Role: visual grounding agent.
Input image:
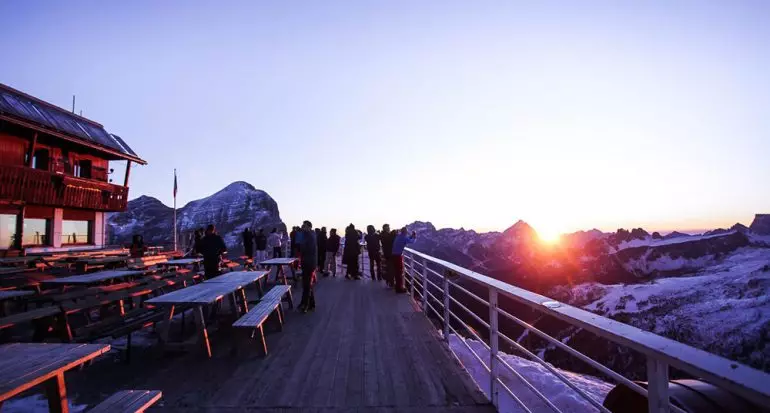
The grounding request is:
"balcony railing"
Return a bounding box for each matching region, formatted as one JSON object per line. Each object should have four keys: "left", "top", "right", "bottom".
{"left": 0, "top": 164, "right": 128, "bottom": 211}
{"left": 402, "top": 247, "right": 770, "bottom": 413}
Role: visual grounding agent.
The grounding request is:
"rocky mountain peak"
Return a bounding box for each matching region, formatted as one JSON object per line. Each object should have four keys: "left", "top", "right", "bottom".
{"left": 750, "top": 214, "right": 770, "bottom": 235}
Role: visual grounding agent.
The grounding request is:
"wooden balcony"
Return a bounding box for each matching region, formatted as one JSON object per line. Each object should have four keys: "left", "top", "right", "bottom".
{"left": 0, "top": 164, "right": 128, "bottom": 211}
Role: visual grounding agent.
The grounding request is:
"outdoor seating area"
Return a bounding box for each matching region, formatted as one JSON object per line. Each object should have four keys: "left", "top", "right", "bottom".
{"left": 0, "top": 247, "right": 315, "bottom": 412}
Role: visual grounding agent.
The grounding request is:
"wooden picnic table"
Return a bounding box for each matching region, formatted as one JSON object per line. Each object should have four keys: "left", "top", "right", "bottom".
{"left": 259, "top": 257, "right": 299, "bottom": 286}
{"left": 75, "top": 256, "right": 129, "bottom": 272}
{"left": 145, "top": 281, "right": 249, "bottom": 358}
{"left": 0, "top": 257, "right": 39, "bottom": 267}
{"left": 204, "top": 271, "right": 268, "bottom": 309}
{"left": 158, "top": 258, "right": 202, "bottom": 267}
{"left": 41, "top": 270, "right": 145, "bottom": 286}
{"left": 0, "top": 290, "right": 34, "bottom": 317}
{"left": 0, "top": 343, "right": 110, "bottom": 413}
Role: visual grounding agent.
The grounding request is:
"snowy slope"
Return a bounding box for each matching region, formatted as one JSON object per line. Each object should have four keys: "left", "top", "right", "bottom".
{"left": 562, "top": 247, "right": 770, "bottom": 371}
{"left": 448, "top": 334, "right": 613, "bottom": 412}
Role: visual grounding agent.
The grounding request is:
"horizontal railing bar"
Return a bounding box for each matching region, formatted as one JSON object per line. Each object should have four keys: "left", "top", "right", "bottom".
{"left": 425, "top": 276, "right": 442, "bottom": 292}
{"left": 449, "top": 310, "right": 490, "bottom": 349}
{"left": 448, "top": 295, "right": 490, "bottom": 330}
{"left": 495, "top": 354, "right": 565, "bottom": 413}
{"left": 449, "top": 324, "right": 490, "bottom": 372}
{"left": 496, "top": 306, "right": 649, "bottom": 399}
{"left": 425, "top": 266, "right": 444, "bottom": 279}
{"left": 497, "top": 331, "right": 612, "bottom": 413}
{"left": 447, "top": 279, "right": 490, "bottom": 307}
{"left": 425, "top": 289, "right": 444, "bottom": 308}
{"left": 426, "top": 302, "right": 444, "bottom": 323}
{"left": 404, "top": 247, "right": 770, "bottom": 407}
{"left": 496, "top": 375, "right": 535, "bottom": 413}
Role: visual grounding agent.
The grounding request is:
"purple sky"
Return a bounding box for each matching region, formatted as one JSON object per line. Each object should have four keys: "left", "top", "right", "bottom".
{"left": 1, "top": 1, "right": 768, "bottom": 236}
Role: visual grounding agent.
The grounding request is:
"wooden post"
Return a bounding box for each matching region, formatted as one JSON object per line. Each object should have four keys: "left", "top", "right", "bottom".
{"left": 123, "top": 161, "right": 131, "bottom": 187}
{"left": 44, "top": 372, "right": 68, "bottom": 413}
{"left": 27, "top": 132, "right": 38, "bottom": 167}
{"left": 15, "top": 207, "right": 24, "bottom": 250}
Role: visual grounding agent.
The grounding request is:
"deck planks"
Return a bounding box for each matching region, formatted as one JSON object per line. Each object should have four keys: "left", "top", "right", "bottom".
{"left": 57, "top": 276, "right": 493, "bottom": 412}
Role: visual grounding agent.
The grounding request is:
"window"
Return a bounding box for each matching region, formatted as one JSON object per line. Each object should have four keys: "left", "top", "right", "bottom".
{"left": 77, "top": 160, "right": 92, "bottom": 178}
{"left": 32, "top": 149, "right": 49, "bottom": 171}
{"left": 62, "top": 220, "right": 92, "bottom": 245}
{"left": 22, "top": 218, "right": 50, "bottom": 246}
{"left": 0, "top": 214, "right": 18, "bottom": 249}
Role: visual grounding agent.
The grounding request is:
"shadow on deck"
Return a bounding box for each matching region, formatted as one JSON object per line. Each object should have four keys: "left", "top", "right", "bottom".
{"left": 65, "top": 275, "right": 494, "bottom": 412}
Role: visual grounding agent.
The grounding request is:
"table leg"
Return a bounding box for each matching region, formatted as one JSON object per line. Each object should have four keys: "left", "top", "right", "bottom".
{"left": 228, "top": 292, "right": 240, "bottom": 318}
{"left": 239, "top": 288, "right": 249, "bottom": 313}
{"left": 192, "top": 305, "right": 212, "bottom": 358}
{"left": 44, "top": 372, "right": 68, "bottom": 413}
{"left": 289, "top": 264, "right": 298, "bottom": 288}
{"left": 158, "top": 305, "right": 175, "bottom": 343}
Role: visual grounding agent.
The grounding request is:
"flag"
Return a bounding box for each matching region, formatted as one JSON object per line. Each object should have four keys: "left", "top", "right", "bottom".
{"left": 173, "top": 169, "right": 178, "bottom": 198}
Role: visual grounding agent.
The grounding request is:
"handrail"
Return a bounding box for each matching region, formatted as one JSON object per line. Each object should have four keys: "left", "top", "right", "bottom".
{"left": 403, "top": 247, "right": 770, "bottom": 412}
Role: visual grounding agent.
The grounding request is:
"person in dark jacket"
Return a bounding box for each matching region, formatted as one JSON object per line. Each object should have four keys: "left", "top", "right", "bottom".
{"left": 391, "top": 227, "right": 416, "bottom": 293}
{"left": 325, "top": 228, "right": 340, "bottom": 276}
{"left": 193, "top": 228, "right": 204, "bottom": 255}
{"left": 242, "top": 228, "right": 254, "bottom": 261}
{"left": 290, "top": 226, "right": 299, "bottom": 258}
{"left": 129, "top": 234, "right": 147, "bottom": 258}
{"left": 199, "top": 224, "right": 227, "bottom": 279}
{"left": 365, "top": 225, "right": 382, "bottom": 281}
{"left": 343, "top": 224, "right": 361, "bottom": 279}
{"left": 254, "top": 228, "right": 268, "bottom": 265}
{"left": 298, "top": 220, "right": 317, "bottom": 312}
{"left": 380, "top": 224, "right": 396, "bottom": 287}
{"left": 317, "top": 227, "right": 328, "bottom": 275}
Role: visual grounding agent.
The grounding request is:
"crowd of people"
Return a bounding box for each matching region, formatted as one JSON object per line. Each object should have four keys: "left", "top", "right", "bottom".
{"left": 133, "top": 221, "right": 417, "bottom": 314}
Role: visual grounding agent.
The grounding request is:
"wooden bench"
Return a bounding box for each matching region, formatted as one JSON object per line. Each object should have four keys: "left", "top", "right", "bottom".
{"left": 127, "top": 256, "right": 169, "bottom": 270}
{"left": 0, "top": 306, "right": 67, "bottom": 342}
{"left": 232, "top": 285, "right": 291, "bottom": 355}
{"left": 89, "top": 390, "right": 162, "bottom": 413}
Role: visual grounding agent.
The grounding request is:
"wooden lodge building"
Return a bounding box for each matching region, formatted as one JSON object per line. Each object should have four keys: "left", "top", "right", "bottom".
{"left": 0, "top": 83, "right": 145, "bottom": 255}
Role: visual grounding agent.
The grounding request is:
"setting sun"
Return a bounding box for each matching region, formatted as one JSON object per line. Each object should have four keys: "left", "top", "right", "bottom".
{"left": 536, "top": 228, "right": 562, "bottom": 245}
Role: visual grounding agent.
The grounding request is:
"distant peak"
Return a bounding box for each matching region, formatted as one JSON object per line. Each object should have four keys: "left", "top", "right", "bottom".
{"left": 503, "top": 220, "right": 535, "bottom": 238}
{"left": 223, "top": 181, "right": 256, "bottom": 192}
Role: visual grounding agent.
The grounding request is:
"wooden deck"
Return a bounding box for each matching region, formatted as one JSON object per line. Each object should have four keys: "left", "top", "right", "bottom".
{"left": 62, "top": 275, "right": 494, "bottom": 412}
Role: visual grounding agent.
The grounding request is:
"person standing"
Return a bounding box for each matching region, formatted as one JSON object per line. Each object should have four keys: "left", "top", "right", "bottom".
{"left": 129, "top": 234, "right": 147, "bottom": 258}
{"left": 391, "top": 227, "right": 416, "bottom": 293}
{"left": 242, "top": 228, "right": 254, "bottom": 262}
{"left": 343, "top": 224, "right": 361, "bottom": 279}
{"left": 298, "top": 220, "right": 318, "bottom": 312}
{"left": 380, "top": 224, "right": 395, "bottom": 287}
{"left": 326, "top": 228, "right": 340, "bottom": 276}
{"left": 365, "top": 225, "right": 382, "bottom": 281}
{"left": 318, "top": 227, "right": 328, "bottom": 274}
{"left": 267, "top": 228, "right": 282, "bottom": 258}
{"left": 254, "top": 228, "right": 268, "bottom": 266}
{"left": 199, "top": 224, "right": 227, "bottom": 279}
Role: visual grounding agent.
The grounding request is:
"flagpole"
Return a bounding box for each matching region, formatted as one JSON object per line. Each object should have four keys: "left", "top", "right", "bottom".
{"left": 173, "top": 169, "right": 178, "bottom": 252}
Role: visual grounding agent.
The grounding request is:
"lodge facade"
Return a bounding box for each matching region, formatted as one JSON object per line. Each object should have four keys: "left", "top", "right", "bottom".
{"left": 0, "top": 83, "right": 145, "bottom": 254}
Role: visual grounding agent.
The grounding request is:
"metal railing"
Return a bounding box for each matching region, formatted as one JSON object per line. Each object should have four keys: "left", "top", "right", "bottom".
{"left": 402, "top": 247, "right": 770, "bottom": 413}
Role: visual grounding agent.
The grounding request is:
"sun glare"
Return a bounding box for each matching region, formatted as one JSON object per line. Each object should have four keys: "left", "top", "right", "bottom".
{"left": 537, "top": 228, "right": 562, "bottom": 245}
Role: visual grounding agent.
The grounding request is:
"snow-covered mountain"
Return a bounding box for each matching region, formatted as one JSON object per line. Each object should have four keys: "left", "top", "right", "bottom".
{"left": 406, "top": 216, "right": 770, "bottom": 374}
{"left": 107, "top": 181, "right": 285, "bottom": 252}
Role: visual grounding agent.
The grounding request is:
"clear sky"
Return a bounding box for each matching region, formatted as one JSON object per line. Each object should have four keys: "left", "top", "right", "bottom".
{"left": 1, "top": 1, "right": 768, "bottom": 238}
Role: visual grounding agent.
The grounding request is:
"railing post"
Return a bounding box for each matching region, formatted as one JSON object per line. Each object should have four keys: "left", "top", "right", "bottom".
{"left": 421, "top": 257, "right": 428, "bottom": 313}
{"left": 647, "top": 358, "right": 670, "bottom": 413}
{"left": 409, "top": 253, "right": 415, "bottom": 298}
{"left": 489, "top": 288, "right": 499, "bottom": 408}
{"left": 442, "top": 274, "right": 450, "bottom": 342}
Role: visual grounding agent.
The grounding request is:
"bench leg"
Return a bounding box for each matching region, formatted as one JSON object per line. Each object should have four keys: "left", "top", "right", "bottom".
{"left": 256, "top": 278, "right": 264, "bottom": 298}
{"left": 256, "top": 325, "right": 267, "bottom": 356}
{"left": 193, "top": 306, "right": 212, "bottom": 358}
{"left": 286, "top": 289, "right": 294, "bottom": 309}
{"left": 44, "top": 372, "right": 68, "bottom": 413}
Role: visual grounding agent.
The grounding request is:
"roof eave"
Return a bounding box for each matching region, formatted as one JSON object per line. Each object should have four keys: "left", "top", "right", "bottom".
{"left": 0, "top": 114, "right": 147, "bottom": 165}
